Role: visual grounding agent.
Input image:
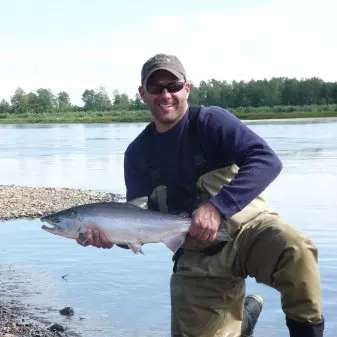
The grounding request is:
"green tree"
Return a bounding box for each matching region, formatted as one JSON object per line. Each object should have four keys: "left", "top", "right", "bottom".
{"left": 282, "top": 79, "right": 300, "bottom": 105}
{"left": 10, "top": 87, "right": 28, "bottom": 114}
{"left": 82, "top": 89, "right": 97, "bottom": 110}
{"left": 95, "top": 86, "right": 112, "bottom": 111}
{"left": 57, "top": 91, "right": 71, "bottom": 110}
{"left": 132, "top": 93, "right": 146, "bottom": 110}
{"left": 113, "top": 89, "right": 130, "bottom": 108}
{"left": 330, "top": 83, "right": 337, "bottom": 104}
{"left": 207, "top": 79, "right": 224, "bottom": 107}
{"left": 265, "top": 77, "right": 284, "bottom": 106}
{"left": 36, "top": 88, "right": 56, "bottom": 112}
{"left": 27, "top": 92, "right": 41, "bottom": 113}
{"left": 0, "top": 99, "right": 11, "bottom": 114}
{"left": 232, "top": 81, "right": 251, "bottom": 107}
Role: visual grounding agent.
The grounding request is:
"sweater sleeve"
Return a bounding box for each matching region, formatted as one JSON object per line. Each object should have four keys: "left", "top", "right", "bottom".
{"left": 200, "top": 106, "right": 283, "bottom": 221}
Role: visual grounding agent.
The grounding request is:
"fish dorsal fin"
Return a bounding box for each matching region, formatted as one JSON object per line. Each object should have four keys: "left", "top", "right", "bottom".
{"left": 162, "top": 234, "right": 187, "bottom": 254}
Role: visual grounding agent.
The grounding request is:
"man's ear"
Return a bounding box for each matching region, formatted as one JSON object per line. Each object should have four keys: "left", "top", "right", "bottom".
{"left": 184, "top": 82, "right": 191, "bottom": 99}
{"left": 138, "top": 86, "right": 146, "bottom": 101}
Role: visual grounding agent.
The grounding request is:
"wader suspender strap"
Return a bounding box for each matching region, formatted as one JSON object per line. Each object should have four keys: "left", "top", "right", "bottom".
{"left": 187, "top": 105, "right": 211, "bottom": 178}
{"left": 143, "top": 123, "right": 164, "bottom": 189}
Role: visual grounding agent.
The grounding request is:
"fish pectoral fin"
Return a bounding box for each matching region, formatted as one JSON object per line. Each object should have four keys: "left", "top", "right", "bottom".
{"left": 127, "top": 243, "right": 144, "bottom": 255}
{"left": 162, "top": 234, "right": 186, "bottom": 254}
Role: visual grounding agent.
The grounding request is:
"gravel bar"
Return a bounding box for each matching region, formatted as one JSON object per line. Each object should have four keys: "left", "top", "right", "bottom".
{"left": 0, "top": 301, "right": 75, "bottom": 337}
{"left": 0, "top": 184, "right": 123, "bottom": 221}
{"left": 1, "top": 184, "right": 124, "bottom": 336}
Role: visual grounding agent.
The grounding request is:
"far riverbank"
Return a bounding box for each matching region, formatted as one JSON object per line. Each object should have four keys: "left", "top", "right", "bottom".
{"left": 1, "top": 109, "right": 337, "bottom": 124}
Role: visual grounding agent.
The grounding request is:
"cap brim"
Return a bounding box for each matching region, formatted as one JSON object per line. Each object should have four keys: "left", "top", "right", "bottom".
{"left": 143, "top": 66, "right": 185, "bottom": 86}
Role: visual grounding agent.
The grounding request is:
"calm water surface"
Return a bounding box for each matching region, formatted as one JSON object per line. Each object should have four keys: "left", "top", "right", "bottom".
{"left": 0, "top": 120, "right": 336, "bottom": 336}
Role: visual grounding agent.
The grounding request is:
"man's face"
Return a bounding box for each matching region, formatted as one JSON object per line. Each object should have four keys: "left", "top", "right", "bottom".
{"left": 138, "top": 69, "right": 190, "bottom": 132}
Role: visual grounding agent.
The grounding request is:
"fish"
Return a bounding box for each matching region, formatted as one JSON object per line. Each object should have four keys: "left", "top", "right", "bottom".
{"left": 40, "top": 199, "right": 232, "bottom": 255}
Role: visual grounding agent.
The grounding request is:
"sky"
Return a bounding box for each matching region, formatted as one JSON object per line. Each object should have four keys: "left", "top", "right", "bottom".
{"left": 0, "top": 0, "right": 336, "bottom": 106}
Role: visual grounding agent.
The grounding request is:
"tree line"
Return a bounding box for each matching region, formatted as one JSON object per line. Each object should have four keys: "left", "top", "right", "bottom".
{"left": 1, "top": 77, "right": 337, "bottom": 115}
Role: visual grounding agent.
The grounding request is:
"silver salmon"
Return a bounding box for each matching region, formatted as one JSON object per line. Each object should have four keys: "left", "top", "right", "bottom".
{"left": 40, "top": 200, "right": 232, "bottom": 254}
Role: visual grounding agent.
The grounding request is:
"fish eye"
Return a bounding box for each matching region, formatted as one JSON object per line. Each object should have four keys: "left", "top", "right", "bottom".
{"left": 52, "top": 217, "right": 61, "bottom": 224}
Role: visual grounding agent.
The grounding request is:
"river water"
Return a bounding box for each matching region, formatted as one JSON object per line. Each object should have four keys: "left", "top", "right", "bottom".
{"left": 0, "top": 119, "right": 336, "bottom": 336}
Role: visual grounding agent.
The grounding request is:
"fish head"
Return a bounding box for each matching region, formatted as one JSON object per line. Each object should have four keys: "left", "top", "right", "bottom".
{"left": 40, "top": 207, "right": 83, "bottom": 240}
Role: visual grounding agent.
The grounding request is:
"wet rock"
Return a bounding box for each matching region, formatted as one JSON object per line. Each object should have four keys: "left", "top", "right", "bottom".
{"left": 59, "top": 306, "right": 74, "bottom": 316}
{"left": 48, "top": 323, "right": 65, "bottom": 332}
{"left": 1, "top": 299, "right": 77, "bottom": 337}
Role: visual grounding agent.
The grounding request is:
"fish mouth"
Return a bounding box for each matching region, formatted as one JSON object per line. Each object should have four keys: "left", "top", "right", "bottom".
{"left": 40, "top": 217, "right": 78, "bottom": 240}
{"left": 41, "top": 223, "right": 65, "bottom": 233}
{"left": 40, "top": 217, "right": 65, "bottom": 233}
{"left": 41, "top": 222, "right": 75, "bottom": 239}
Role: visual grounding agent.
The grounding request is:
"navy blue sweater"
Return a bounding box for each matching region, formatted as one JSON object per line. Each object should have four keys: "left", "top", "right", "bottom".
{"left": 124, "top": 105, "right": 282, "bottom": 221}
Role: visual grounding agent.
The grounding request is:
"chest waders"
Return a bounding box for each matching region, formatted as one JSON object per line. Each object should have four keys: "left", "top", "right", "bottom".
{"left": 142, "top": 106, "right": 270, "bottom": 336}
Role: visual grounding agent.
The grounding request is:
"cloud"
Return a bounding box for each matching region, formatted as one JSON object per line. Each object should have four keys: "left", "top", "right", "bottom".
{"left": 0, "top": 0, "right": 336, "bottom": 106}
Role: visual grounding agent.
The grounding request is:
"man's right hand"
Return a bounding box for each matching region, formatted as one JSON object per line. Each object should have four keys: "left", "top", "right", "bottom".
{"left": 76, "top": 229, "right": 114, "bottom": 249}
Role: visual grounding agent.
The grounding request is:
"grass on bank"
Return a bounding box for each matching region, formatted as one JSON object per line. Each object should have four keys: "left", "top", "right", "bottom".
{"left": 0, "top": 104, "right": 337, "bottom": 124}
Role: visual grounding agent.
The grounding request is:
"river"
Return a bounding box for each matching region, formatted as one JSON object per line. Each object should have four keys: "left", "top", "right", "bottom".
{"left": 0, "top": 119, "right": 336, "bottom": 336}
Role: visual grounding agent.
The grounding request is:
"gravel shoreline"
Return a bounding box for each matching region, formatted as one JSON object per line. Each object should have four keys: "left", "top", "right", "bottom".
{"left": 0, "top": 300, "right": 77, "bottom": 337}
{"left": 0, "top": 184, "right": 124, "bottom": 336}
{"left": 0, "top": 184, "right": 123, "bottom": 221}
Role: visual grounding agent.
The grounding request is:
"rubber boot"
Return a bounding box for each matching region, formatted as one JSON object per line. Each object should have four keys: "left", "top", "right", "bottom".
{"left": 286, "top": 316, "right": 324, "bottom": 337}
{"left": 241, "top": 294, "right": 264, "bottom": 337}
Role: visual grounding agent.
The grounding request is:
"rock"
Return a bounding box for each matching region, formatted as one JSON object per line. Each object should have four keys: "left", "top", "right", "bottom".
{"left": 59, "top": 306, "right": 74, "bottom": 316}
{"left": 48, "top": 323, "right": 65, "bottom": 332}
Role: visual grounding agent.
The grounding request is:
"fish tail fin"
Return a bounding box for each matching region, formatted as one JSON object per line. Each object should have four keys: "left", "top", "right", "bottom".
{"left": 162, "top": 234, "right": 187, "bottom": 254}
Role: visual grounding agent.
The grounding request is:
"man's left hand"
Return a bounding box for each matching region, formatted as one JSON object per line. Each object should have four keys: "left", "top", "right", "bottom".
{"left": 189, "top": 202, "right": 222, "bottom": 242}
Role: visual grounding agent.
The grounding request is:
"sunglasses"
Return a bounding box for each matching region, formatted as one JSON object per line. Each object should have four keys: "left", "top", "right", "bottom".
{"left": 145, "top": 81, "right": 185, "bottom": 95}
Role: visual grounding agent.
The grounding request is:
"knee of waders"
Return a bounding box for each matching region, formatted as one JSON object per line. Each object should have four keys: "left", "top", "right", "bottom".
{"left": 242, "top": 222, "right": 320, "bottom": 286}
{"left": 280, "top": 229, "right": 319, "bottom": 266}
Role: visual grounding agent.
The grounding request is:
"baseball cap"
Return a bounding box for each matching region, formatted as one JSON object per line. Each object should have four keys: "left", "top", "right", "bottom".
{"left": 141, "top": 53, "right": 186, "bottom": 86}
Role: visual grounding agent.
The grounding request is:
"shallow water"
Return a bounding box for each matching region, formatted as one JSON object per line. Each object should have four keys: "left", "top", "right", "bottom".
{"left": 0, "top": 120, "right": 336, "bottom": 336}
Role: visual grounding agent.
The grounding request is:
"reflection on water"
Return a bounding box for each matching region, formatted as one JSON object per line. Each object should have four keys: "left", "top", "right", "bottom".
{"left": 0, "top": 120, "right": 337, "bottom": 336}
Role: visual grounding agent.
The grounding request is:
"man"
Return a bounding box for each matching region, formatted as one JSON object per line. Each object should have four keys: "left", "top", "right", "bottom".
{"left": 78, "top": 54, "right": 324, "bottom": 337}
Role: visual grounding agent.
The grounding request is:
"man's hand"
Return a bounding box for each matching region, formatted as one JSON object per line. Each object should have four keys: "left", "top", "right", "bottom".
{"left": 76, "top": 229, "right": 114, "bottom": 249}
{"left": 189, "top": 202, "right": 222, "bottom": 242}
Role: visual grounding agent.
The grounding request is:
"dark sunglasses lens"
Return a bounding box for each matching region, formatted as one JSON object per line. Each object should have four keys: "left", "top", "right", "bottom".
{"left": 167, "top": 82, "right": 184, "bottom": 93}
{"left": 146, "top": 82, "right": 185, "bottom": 94}
{"left": 146, "top": 84, "right": 162, "bottom": 94}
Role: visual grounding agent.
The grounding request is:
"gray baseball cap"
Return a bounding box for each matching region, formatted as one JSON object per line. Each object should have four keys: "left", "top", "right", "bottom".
{"left": 141, "top": 53, "right": 186, "bottom": 86}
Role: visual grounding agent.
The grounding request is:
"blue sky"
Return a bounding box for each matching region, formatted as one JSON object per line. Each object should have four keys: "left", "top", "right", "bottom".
{"left": 0, "top": 0, "right": 336, "bottom": 105}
